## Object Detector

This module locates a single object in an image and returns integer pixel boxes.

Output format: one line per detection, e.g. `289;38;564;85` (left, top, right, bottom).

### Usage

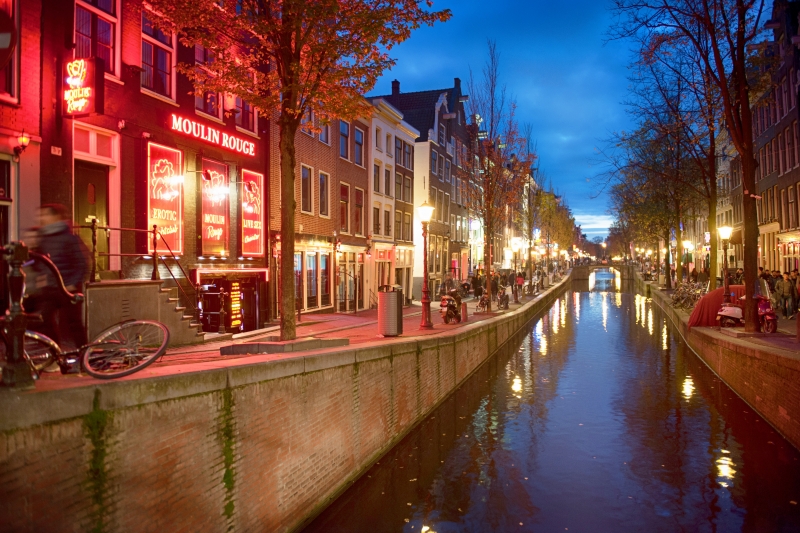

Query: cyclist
27;204;89;352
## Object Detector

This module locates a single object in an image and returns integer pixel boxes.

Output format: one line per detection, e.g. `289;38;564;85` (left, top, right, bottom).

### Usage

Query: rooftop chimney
454;77;461;92
392;79;400;96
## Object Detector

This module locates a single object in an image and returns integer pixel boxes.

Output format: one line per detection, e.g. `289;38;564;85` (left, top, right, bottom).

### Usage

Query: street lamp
718;226;733;303
682;239;693;282
418;200;435;329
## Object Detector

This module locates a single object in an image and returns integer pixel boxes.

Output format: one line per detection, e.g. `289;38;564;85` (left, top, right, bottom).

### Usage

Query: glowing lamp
718;226;733;240
682;240;692;249
417;200;434;223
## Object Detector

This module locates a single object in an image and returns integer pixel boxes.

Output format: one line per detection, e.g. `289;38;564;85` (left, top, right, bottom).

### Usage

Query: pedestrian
491;275;498;298
516;271;524;295
26;204;89;351
774;272;797;319
733;268;744;284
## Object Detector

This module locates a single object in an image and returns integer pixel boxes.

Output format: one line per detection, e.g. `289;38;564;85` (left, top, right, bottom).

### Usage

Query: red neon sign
170;114;256;156
201;159;230;256
63;58;103;117
147;143;183;254
241;169;264;257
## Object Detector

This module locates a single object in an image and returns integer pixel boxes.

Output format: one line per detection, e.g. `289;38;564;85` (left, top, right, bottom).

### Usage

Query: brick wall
646;277;800;451
0;277;570;533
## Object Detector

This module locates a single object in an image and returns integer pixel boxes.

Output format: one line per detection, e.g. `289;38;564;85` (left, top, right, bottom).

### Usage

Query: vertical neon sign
201;159;230;256
147;143;184;254
241;169;264;257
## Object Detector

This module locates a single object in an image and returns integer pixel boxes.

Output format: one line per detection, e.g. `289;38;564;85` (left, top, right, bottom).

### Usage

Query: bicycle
476;293;489;313
3;251;170;380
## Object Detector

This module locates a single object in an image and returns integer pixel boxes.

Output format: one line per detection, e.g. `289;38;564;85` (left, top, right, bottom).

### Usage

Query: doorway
74;160;109;271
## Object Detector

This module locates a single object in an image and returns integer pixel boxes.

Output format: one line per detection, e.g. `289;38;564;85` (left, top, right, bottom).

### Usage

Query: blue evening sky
370;0;634;239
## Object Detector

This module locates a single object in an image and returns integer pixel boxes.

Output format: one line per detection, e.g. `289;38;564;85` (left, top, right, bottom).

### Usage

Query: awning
778;229;800;243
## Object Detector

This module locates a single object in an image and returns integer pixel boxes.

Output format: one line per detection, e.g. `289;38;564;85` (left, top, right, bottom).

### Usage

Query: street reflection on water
304;269;800;532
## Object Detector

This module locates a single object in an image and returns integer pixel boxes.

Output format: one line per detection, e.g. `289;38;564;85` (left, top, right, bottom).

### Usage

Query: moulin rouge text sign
202;158;229;256
170;114;256;156
63;58;104;118
147;143;183;254
241;169;264;257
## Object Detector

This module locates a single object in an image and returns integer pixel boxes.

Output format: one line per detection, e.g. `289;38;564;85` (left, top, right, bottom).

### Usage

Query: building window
438;152;444;176
451;214;456;238
376;128;382;150
395;211;402;241
320;123;330;144
789;186;796;228
437;190;444;222
340;121;350;159
384;209;391;237
395;137;403;163
404;177;412;203
789;126;796;169
404;213;411;242
445;159;451;183
141;11;173;98
431;151;438;175
194;46;220;117
373;164;381;193
354;128;364;166
438;124;446;145
373;207;381;234
301;110;314;135
76;0;116;74
321;253;331;306
430;186;437;213
354;188;364;235
0;0;17;99
340;183;350;233
385;169;392;197
404;143;412;169
306;253;318;308
444;193;450;219
319;172;329;216
386;134;393;156
235;96;256;132
395;172;403;199
301;165;312;213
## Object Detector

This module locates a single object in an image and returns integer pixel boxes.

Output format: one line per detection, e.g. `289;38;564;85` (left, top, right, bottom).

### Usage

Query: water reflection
305;273;800;533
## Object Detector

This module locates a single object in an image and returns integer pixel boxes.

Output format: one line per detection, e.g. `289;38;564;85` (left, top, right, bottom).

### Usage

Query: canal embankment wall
638;277;800;452
0;273;574;533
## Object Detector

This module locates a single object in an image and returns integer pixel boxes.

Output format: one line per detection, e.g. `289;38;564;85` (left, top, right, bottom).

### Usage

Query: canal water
304;269;800;532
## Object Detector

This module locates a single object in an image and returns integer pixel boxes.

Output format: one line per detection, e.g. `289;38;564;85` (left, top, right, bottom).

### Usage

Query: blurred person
775;272;797;319
27;204;89;350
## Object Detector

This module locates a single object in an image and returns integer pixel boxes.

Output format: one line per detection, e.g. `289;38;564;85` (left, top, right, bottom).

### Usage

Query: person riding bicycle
26;204;89;351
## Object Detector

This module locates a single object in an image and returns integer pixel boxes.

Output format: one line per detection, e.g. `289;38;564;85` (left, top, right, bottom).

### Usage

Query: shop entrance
197;272;264;333
74;160;109;271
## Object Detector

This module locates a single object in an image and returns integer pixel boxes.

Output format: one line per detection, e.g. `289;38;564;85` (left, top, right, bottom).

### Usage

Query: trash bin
378;285;402;336
392;285;404;335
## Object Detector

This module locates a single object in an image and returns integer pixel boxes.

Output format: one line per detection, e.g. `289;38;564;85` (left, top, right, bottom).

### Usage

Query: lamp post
601;241;607;260
418;200;435;329
718;226;732;303
682;239;692;282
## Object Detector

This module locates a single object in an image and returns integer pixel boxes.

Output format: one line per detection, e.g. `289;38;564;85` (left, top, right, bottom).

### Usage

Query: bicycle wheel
82;320;169;379
24;331;60;373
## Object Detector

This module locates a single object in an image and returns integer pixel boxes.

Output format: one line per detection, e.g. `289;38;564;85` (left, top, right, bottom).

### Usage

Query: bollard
461;301;468;322
0;242;35;389
151;225;160;280
89;218;100;282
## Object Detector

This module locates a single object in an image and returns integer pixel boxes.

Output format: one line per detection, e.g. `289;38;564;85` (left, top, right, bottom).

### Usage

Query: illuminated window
0;0;18;100
395;137;403;162
385;168;392;197
404;213;411;241
384;209;391;237
395;210;402;240
403;176;412;203
373;206;381;234
75;0;116;74
141;10;173;98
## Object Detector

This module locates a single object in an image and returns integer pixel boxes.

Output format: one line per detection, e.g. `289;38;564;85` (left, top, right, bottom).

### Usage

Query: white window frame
375;127;382;151
140;6;177;104
319;123;330;145
193;44;223;122
75;0;122;81
300;164;314;215
301;109;314;136
340;181;350;234
386;134;392;156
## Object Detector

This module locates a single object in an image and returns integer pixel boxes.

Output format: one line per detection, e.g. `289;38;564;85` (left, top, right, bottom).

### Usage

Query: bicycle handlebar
25;251;85;304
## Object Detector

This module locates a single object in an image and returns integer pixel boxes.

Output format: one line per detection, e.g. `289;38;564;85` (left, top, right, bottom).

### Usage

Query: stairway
86;280;206;347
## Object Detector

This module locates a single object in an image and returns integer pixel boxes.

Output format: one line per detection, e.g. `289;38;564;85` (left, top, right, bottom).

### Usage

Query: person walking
774;272;797;319
27;204;89;351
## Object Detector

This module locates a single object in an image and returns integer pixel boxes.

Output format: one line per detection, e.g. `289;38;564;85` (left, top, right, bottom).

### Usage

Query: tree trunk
675;222;682;284
741;156;760;333
484;218;492;312
707;195;717;290
279;115;298;341
663;228;672;290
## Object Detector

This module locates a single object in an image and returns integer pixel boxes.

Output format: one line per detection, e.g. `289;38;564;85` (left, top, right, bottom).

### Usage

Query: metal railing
78;220;198;319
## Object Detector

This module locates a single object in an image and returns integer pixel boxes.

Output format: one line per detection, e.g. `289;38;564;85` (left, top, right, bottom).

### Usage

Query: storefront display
147;142;183;254
241;169;264;257
201;158;229;256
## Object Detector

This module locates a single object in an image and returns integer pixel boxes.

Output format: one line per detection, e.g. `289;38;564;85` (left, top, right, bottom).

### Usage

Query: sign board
201;158;230;256
170;114;255;156
147;143;183;254
241;169;264;257
63;58;104;118
229;281;242;329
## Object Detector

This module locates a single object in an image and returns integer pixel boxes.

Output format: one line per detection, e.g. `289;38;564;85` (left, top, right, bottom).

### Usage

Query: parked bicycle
2;250;170;380
670;281;708;310
476;292;490;313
